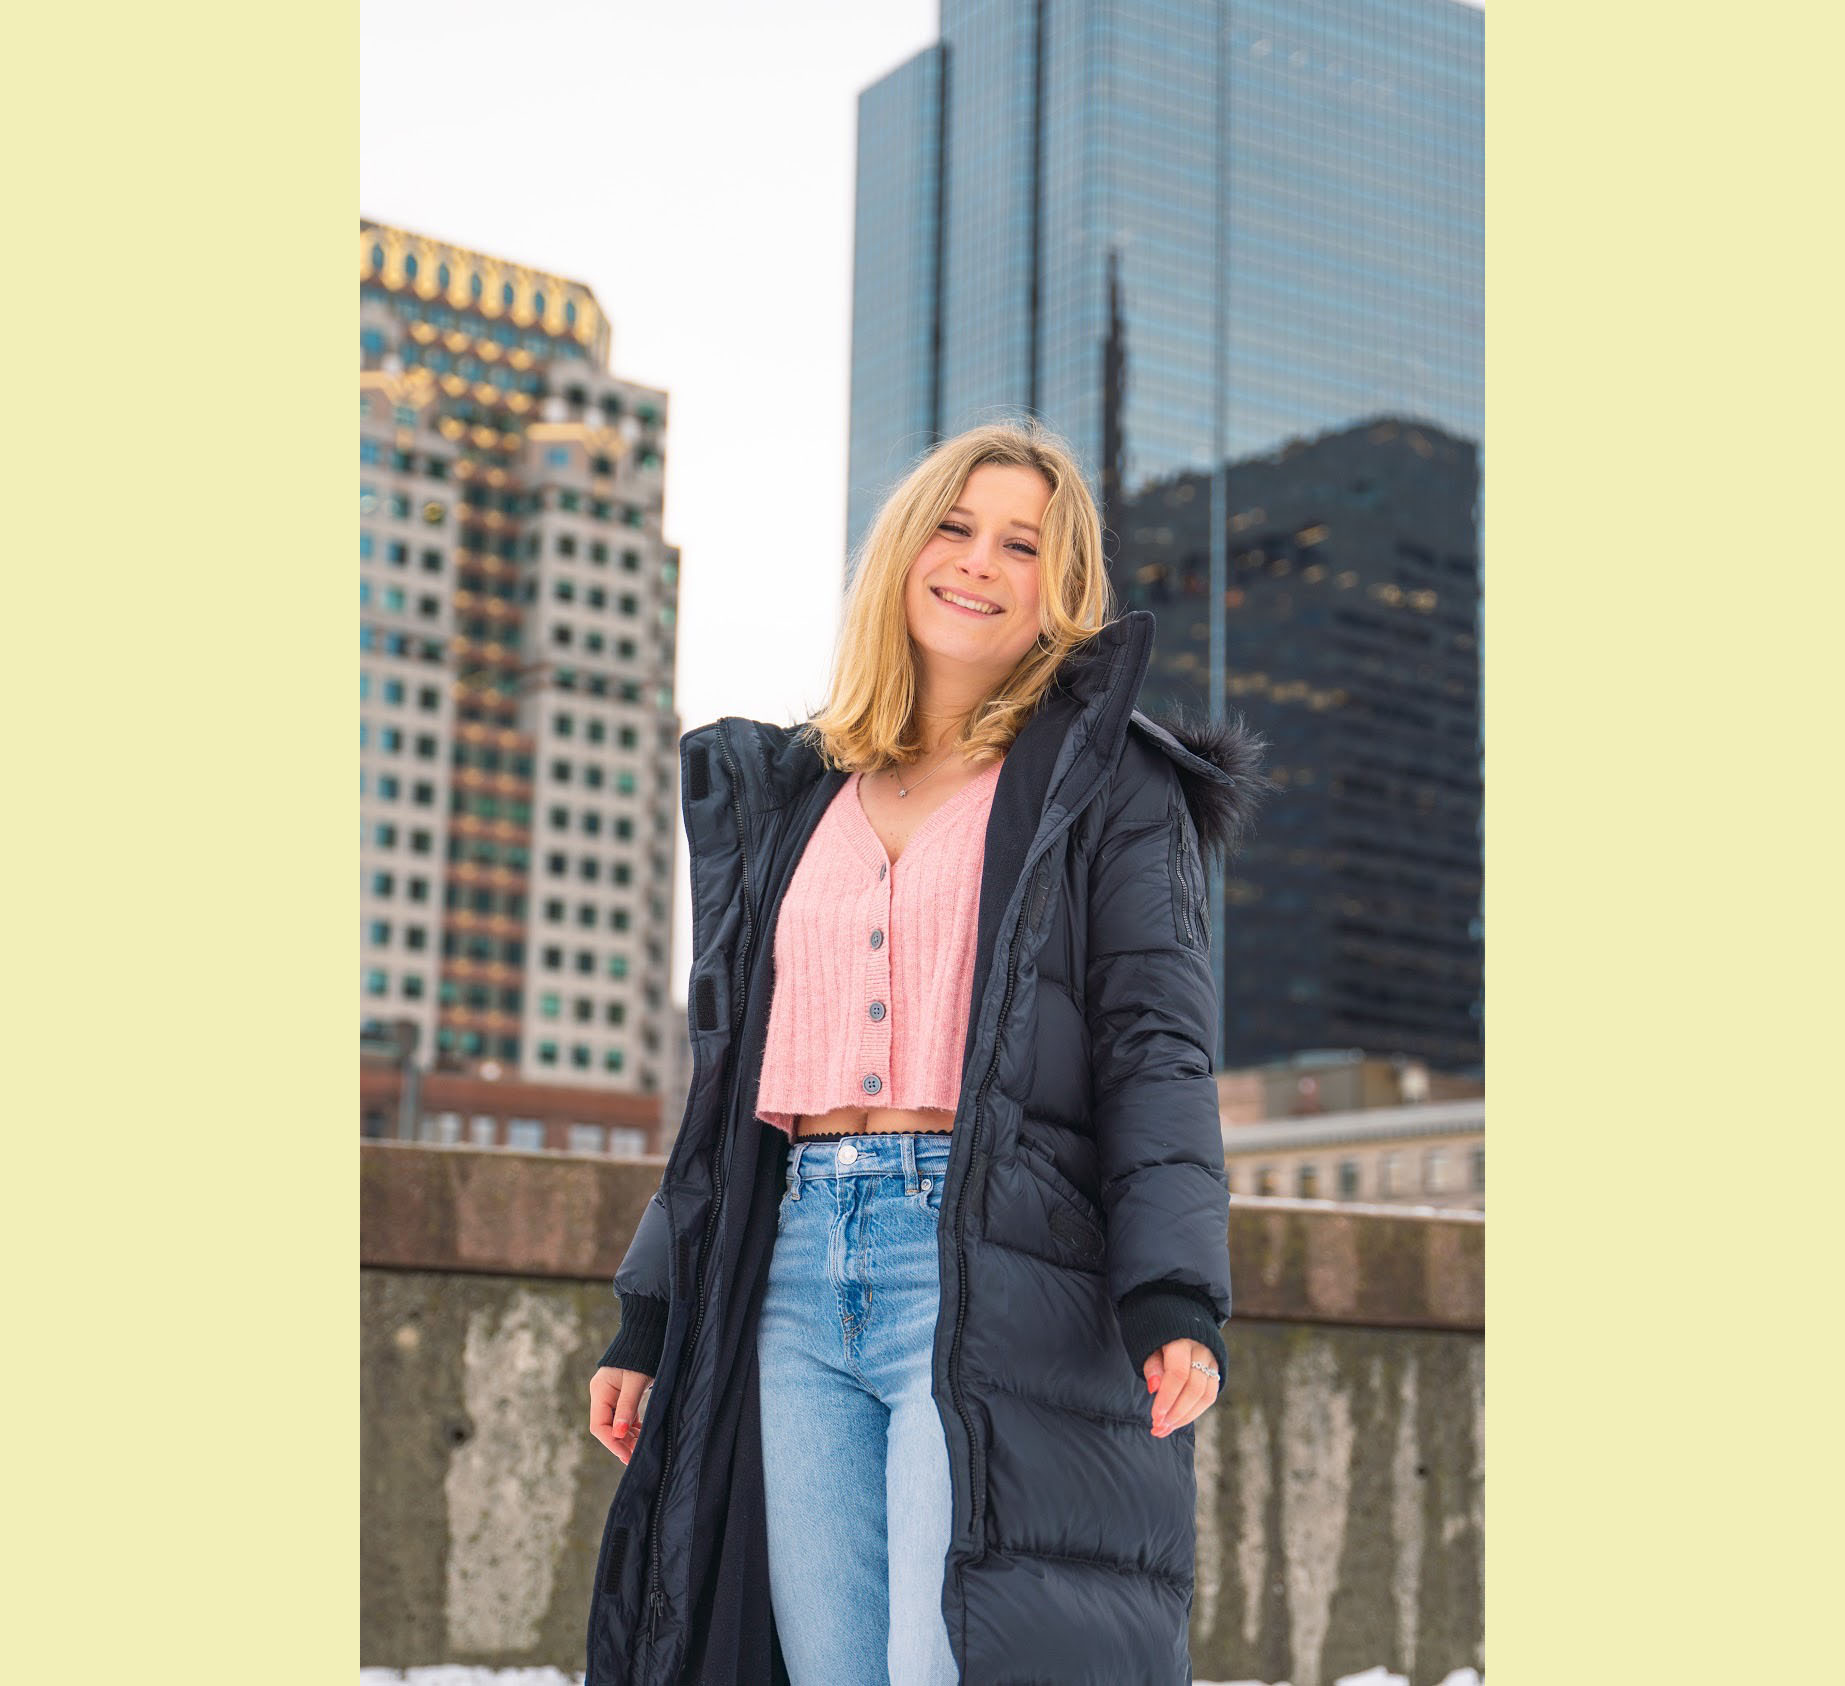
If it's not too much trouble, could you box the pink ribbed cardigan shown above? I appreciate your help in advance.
[754,758,1004,1136]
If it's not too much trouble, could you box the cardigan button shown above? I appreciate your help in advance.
[862,1072,883,1095]
[869,928,884,949]
[868,1000,886,1021]
[878,863,886,880]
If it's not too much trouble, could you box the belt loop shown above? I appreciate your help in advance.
[789,1139,804,1199]
[901,1131,918,1194]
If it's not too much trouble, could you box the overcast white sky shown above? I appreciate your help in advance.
[360,0,1482,1001]
[361,0,938,734]
[362,0,940,996]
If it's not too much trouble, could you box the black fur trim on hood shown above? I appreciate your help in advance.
[1128,703,1276,868]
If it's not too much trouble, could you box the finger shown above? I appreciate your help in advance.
[1150,1342,1190,1430]
[614,1372,651,1437]
[1184,1365,1223,1426]
[1179,1353,1224,1428]
[1162,1365,1211,1433]
[1151,1350,1210,1431]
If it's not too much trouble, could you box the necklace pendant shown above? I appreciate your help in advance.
[898,786,910,797]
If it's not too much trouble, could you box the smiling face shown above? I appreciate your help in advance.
[904,462,1051,685]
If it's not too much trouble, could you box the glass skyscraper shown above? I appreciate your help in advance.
[848,0,1483,1074]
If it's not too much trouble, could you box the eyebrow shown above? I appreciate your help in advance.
[947,505,1040,535]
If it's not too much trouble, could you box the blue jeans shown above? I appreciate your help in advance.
[757,1131,960,1685]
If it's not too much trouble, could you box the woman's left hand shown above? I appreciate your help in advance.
[1143,1339,1221,1437]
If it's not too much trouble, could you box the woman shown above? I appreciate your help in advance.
[585,420,1268,1685]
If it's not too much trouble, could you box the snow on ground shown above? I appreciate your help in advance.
[360,1667,1484,1685]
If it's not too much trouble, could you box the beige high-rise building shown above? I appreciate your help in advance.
[360,219,682,1108]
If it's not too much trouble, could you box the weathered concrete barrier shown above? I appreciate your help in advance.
[361,1144,1483,1685]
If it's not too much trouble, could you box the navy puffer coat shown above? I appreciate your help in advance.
[587,609,1268,1684]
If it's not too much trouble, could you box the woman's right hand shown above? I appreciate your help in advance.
[590,1365,654,1466]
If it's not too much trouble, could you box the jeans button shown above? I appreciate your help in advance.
[838,1141,859,1165]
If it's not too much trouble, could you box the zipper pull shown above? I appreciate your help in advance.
[646,1583,665,1639]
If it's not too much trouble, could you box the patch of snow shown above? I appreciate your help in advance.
[361,1672,585,1686]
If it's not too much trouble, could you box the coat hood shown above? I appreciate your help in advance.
[1128,703,1275,868]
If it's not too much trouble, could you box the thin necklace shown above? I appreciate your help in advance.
[888,742,960,798]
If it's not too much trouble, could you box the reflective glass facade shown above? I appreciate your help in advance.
[847,47,947,554]
[847,0,1483,1074]
[850,0,1480,539]
[1224,1,1482,458]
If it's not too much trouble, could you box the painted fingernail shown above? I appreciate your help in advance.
[614,1420,629,1433]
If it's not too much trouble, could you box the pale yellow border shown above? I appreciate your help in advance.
[1489,1,1842,1680]
[11,1,354,1680]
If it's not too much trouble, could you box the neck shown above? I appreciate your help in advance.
[912,666,1001,760]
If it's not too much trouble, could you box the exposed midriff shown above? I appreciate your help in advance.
[790,1101,958,1139]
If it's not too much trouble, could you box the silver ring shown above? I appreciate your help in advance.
[1190,1360,1220,1381]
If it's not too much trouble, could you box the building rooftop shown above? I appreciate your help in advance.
[1221,1096,1484,1154]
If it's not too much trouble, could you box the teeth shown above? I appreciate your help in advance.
[936,587,999,615]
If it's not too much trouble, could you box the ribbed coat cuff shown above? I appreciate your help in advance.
[594,1293,670,1380]
[1115,1283,1228,1383]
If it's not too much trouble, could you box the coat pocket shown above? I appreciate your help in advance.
[1018,1138,1107,1266]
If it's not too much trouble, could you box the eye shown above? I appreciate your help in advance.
[937,520,1037,556]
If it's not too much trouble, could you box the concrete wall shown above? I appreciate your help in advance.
[362,1143,1483,1685]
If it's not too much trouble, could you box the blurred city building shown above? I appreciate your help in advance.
[1215,1046,1482,1124]
[360,1022,659,1154]
[1222,1095,1484,1210]
[1216,1050,1483,1208]
[360,220,686,1149]
[847,0,1483,1075]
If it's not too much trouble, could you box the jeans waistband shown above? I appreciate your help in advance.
[785,1131,954,1196]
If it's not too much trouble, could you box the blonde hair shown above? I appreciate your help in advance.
[800,420,1119,773]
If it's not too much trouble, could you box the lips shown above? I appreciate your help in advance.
[931,585,1003,617]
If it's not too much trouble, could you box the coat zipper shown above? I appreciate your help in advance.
[642,721,755,1647]
[949,851,1050,1556]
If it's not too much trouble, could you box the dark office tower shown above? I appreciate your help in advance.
[1120,420,1481,1071]
[848,0,1482,1069]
